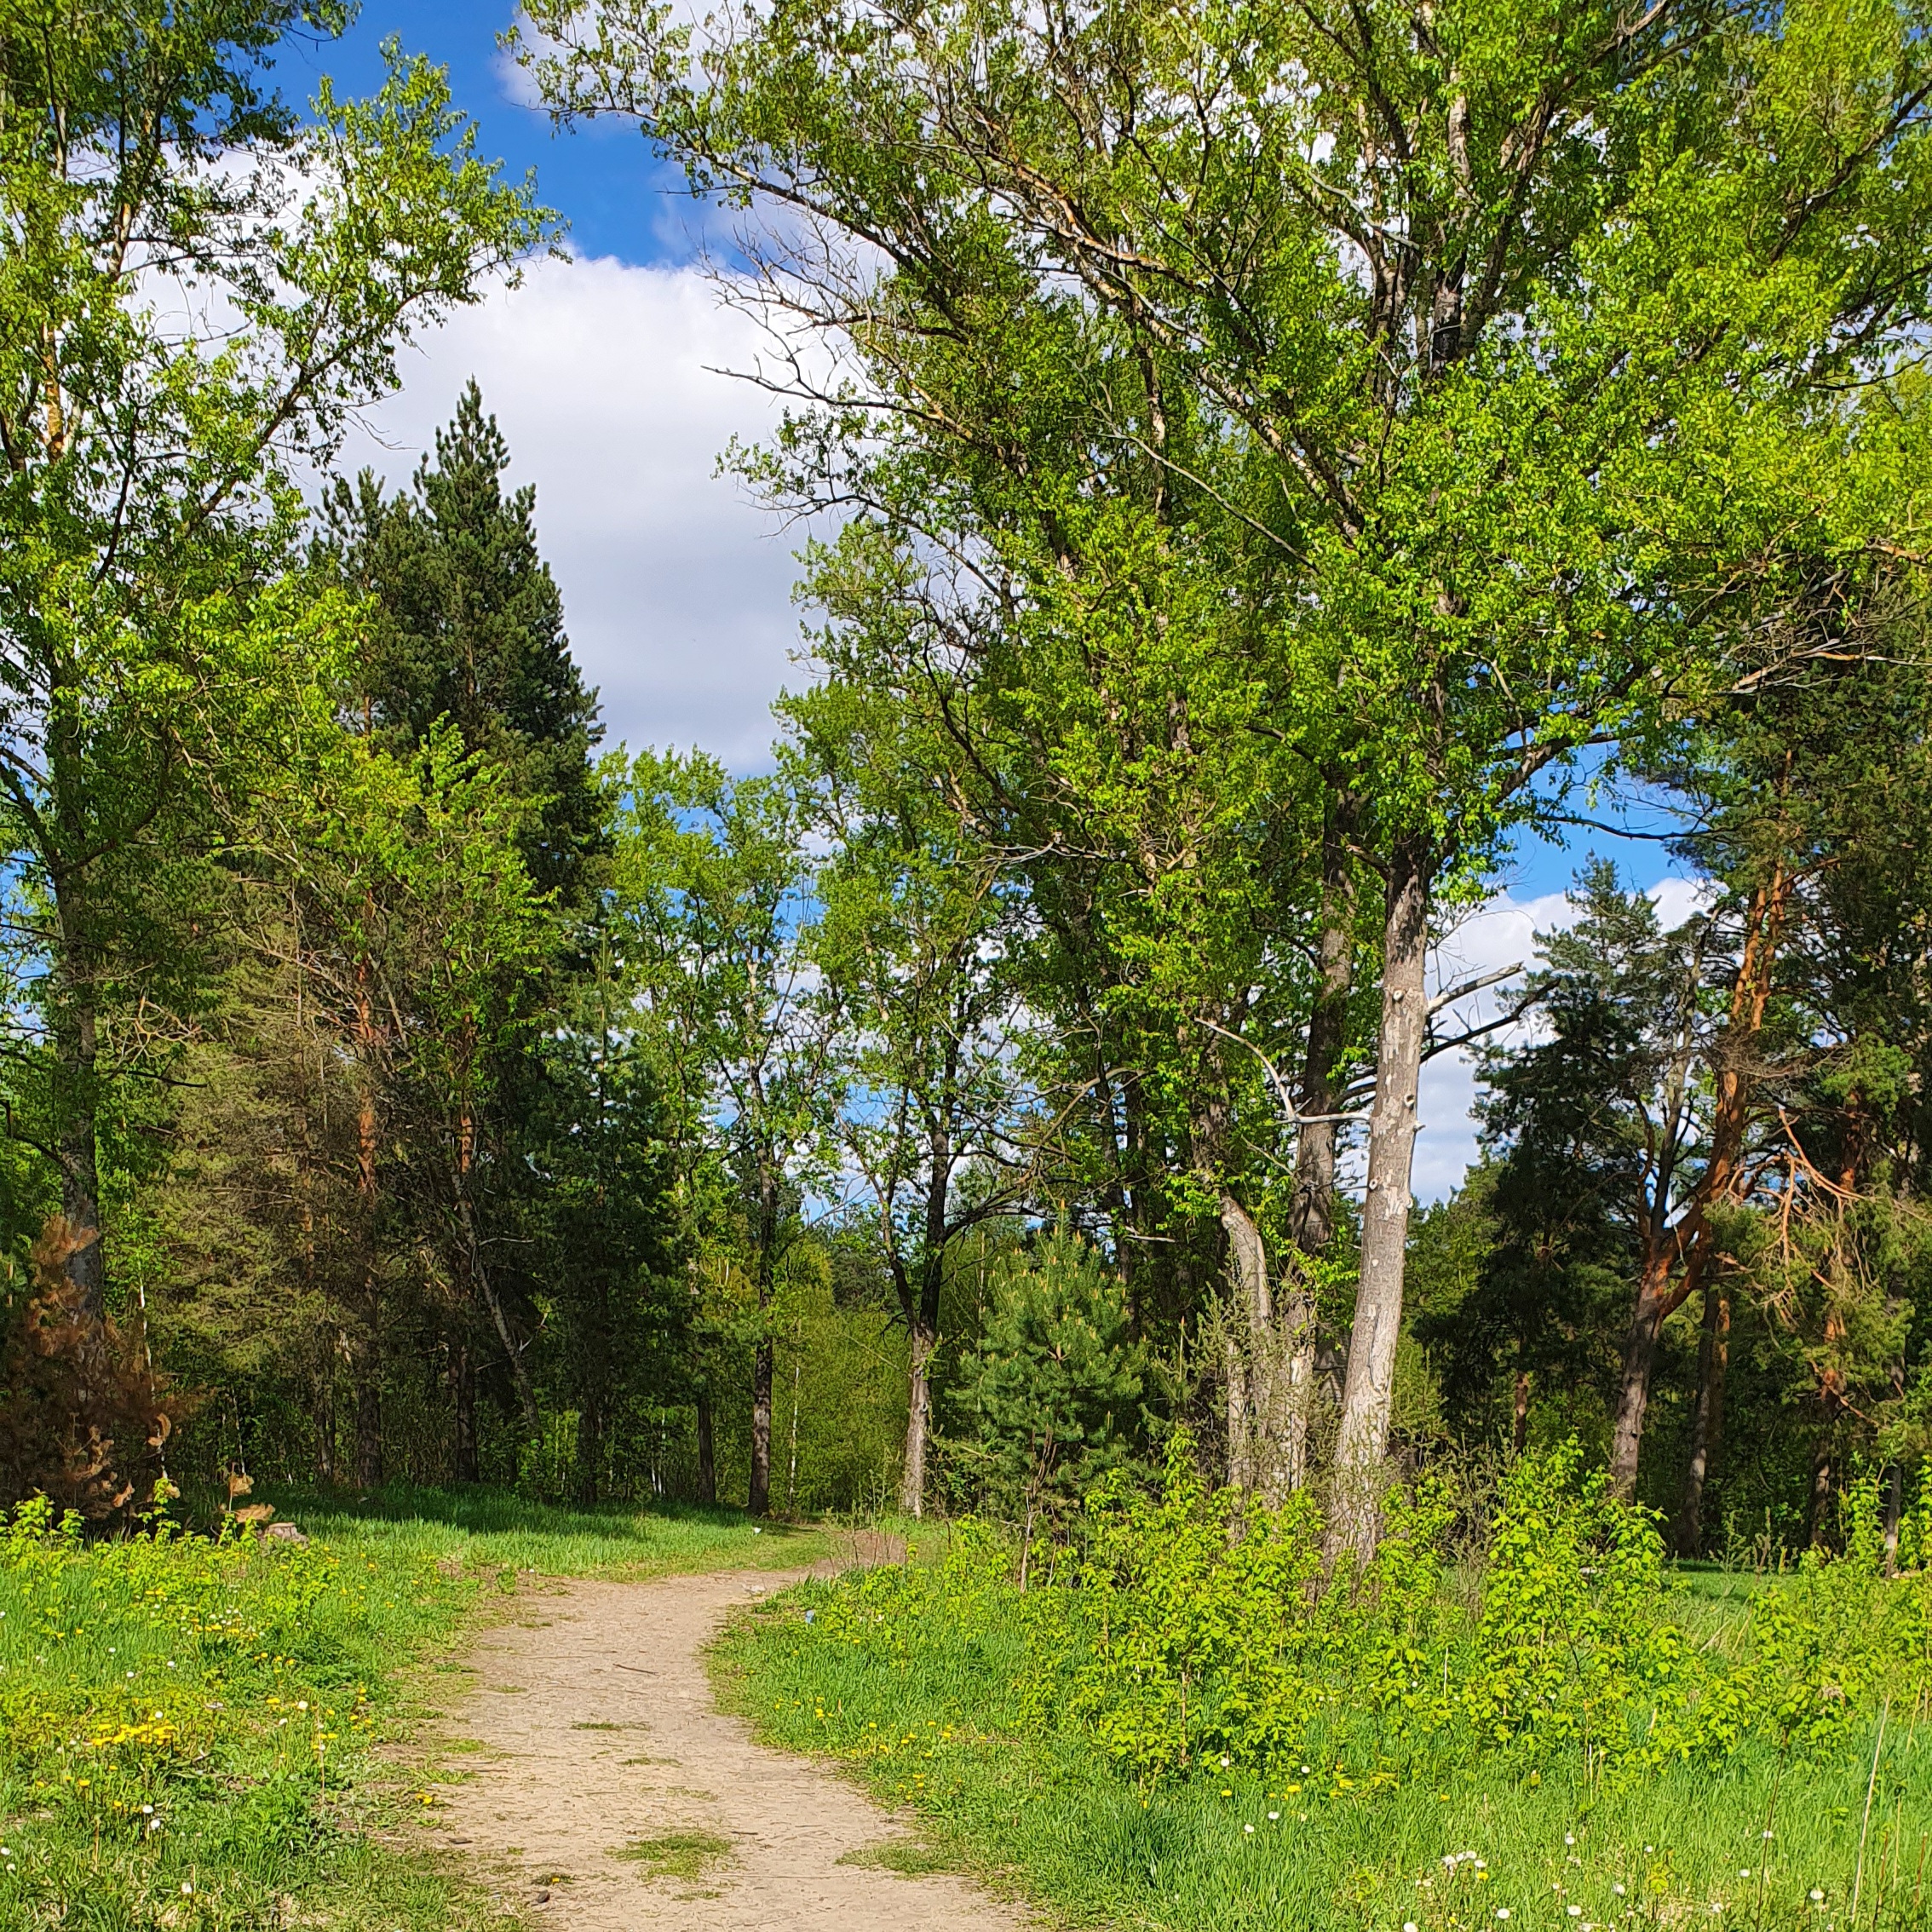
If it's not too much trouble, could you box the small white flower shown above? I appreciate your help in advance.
[1810,1892,1826,1904]
[1613,1884,1626,1896]
[1244,1824,1255,1835]
[1762,1831,1774,1841]
[1566,1835,1576,1846]
[181,1883,193,1896]
[1406,1922,1419,1932]
[1497,1911,1510,1921]
[1220,1755,1231,1768]
[1268,1812,1279,1821]
[1569,1908,1583,1918]
[1740,1870,1751,1879]
[1301,1765,1311,1775]
[141,1807,152,1817]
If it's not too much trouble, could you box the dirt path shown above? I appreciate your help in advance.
[423,1568,1032,1929]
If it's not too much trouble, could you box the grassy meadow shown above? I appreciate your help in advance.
[710,1468,1932,1932]
[0,1487,824,1930]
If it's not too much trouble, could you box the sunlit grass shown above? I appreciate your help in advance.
[0,1488,815,1929]
[713,1571,1932,1932]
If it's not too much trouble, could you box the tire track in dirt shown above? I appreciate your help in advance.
[423,1568,1032,1929]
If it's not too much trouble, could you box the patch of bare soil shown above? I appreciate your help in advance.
[421,1567,1031,1929]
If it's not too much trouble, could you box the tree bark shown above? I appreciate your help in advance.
[1512,1354,1531,1457]
[1285,792,1357,1489]
[1609,1246,1676,1500]
[451,1340,480,1484]
[901,1314,936,1516]
[1612,850,1787,1499]
[1883,1462,1904,1577]
[1328,834,1430,1564]
[749,1336,773,1516]
[575,1397,601,1505]
[1676,1283,1729,1556]
[313,1366,337,1486]
[695,1392,716,1505]
[353,1333,382,1489]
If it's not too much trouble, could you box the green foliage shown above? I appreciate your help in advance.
[958,1233,1146,1537]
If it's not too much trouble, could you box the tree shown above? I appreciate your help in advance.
[960,1231,1146,1582]
[319,380,605,903]
[786,673,1027,1516]
[523,0,1932,1555]
[614,749,842,1515]
[0,6,551,1327]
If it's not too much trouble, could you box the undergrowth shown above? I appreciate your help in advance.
[0,1485,819,1929]
[715,1440,1932,1931]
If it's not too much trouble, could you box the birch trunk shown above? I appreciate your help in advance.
[1327,835,1430,1564]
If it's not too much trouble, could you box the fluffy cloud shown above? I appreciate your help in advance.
[1411,871,1709,1201]
[336,253,806,766]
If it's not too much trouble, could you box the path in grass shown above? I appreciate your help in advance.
[424,1567,1029,1930]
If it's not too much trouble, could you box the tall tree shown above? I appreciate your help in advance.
[524,0,1932,1555]
[0,7,549,1325]
[614,749,842,1515]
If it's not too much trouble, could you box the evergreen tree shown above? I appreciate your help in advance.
[321,381,605,902]
[960,1233,1147,1574]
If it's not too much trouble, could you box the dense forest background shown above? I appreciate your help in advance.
[6,0,1932,1569]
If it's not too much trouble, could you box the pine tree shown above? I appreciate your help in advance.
[322,381,606,903]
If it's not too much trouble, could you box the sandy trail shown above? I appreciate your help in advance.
[424,1567,1030,1930]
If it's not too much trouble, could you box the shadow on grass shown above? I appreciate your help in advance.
[231,1482,831,1582]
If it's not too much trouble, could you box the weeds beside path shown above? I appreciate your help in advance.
[0,1490,834,1929]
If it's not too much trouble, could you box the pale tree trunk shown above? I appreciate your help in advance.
[748,1154,780,1517]
[1883,1461,1904,1576]
[1512,1353,1531,1457]
[901,1314,936,1516]
[1222,1193,1294,1504]
[1676,1282,1729,1556]
[354,1332,383,1489]
[899,1098,957,1519]
[1285,792,1357,1488]
[1328,835,1430,1565]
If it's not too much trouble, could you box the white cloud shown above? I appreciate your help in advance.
[336,253,805,767]
[1408,872,1708,1202]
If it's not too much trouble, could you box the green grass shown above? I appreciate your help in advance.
[0,1487,820,1929]
[711,1570,1932,1932]
[612,1829,733,1882]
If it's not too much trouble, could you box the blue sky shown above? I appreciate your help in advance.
[285,4,1689,1193]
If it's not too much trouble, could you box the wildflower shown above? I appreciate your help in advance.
[1613,1885,1626,1897]
[181,1883,193,1896]
[1739,1871,1750,1878]
[1245,1825,1255,1836]
[1406,1922,1420,1931]
[1762,1831,1774,1841]
[1497,1911,1510,1921]
[1268,1812,1280,1822]
[1221,1755,1231,1768]
[1566,1835,1576,1846]
[1810,1892,1825,1903]
[1568,1909,1582,1918]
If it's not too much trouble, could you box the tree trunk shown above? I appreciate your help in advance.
[313,1367,337,1486]
[1283,792,1356,1491]
[1676,1283,1729,1556]
[900,1316,936,1517]
[353,1334,383,1489]
[1807,1424,1835,1549]
[575,1398,601,1505]
[1512,1354,1531,1457]
[1221,1192,1291,1503]
[1619,839,1788,1498]
[49,711,107,1322]
[695,1392,716,1505]
[749,1336,773,1516]
[1328,834,1430,1564]
[1609,1247,1676,1501]
[1883,1462,1904,1576]
[451,1340,480,1484]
